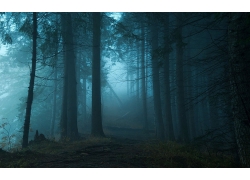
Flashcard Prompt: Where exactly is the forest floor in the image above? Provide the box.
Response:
[0,127,240,168]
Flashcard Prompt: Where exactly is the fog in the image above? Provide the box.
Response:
[0,12,250,167]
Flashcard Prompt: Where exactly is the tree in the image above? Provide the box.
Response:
[91,12,105,137]
[175,13,189,142]
[140,17,148,133]
[22,12,37,148]
[60,13,79,140]
[150,13,165,140]
[163,13,175,141]
[228,12,250,167]
[50,15,59,138]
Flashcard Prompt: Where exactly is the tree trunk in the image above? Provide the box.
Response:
[60,13,79,140]
[163,13,175,141]
[150,13,164,140]
[136,44,140,103]
[126,46,131,97]
[175,13,189,142]
[186,55,196,139]
[22,12,37,148]
[82,61,87,122]
[50,20,59,138]
[141,21,148,132]
[50,51,58,138]
[60,47,68,139]
[228,12,250,167]
[91,12,105,137]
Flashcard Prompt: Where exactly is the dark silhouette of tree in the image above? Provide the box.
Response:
[228,12,250,167]
[175,13,189,142]
[91,12,105,137]
[140,16,148,133]
[150,13,165,140]
[50,15,59,138]
[163,13,175,141]
[60,13,79,140]
[22,12,37,148]
[1,13,249,166]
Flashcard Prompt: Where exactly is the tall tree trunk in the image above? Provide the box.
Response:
[228,12,250,167]
[91,12,105,137]
[175,13,189,142]
[151,13,164,140]
[50,51,58,138]
[66,13,78,140]
[60,13,79,140]
[186,49,196,139]
[82,60,87,121]
[163,13,175,141]
[50,21,59,138]
[126,46,131,97]
[170,51,178,137]
[22,12,37,148]
[127,63,130,97]
[60,47,68,139]
[136,44,140,103]
[209,70,219,130]
[141,21,148,132]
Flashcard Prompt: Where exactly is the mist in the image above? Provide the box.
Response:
[0,12,250,168]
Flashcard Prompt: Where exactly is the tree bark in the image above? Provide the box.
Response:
[22,12,37,148]
[150,13,164,140]
[175,13,189,142]
[60,47,68,139]
[141,20,148,132]
[163,13,175,141]
[50,19,59,138]
[91,12,105,137]
[82,60,87,122]
[60,13,79,140]
[136,44,140,103]
[186,46,196,139]
[228,12,250,167]
[50,51,58,138]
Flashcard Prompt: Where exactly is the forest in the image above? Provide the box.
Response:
[0,12,250,168]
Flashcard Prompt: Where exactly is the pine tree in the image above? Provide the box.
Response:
[91,12,105,137]
[22,12,37,148]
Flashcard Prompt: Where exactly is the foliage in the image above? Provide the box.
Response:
[0,120,16,151]
[19,17,33,38]
[0,137,238,167]
[1,33,12,45]
[140,141,237,168]
[27,136,111,154]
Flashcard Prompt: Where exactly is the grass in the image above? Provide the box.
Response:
[0,137,239,168]
[140,141,238,168]
[26,136,112,154]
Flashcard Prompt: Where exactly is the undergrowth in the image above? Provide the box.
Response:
[140,141,238,168]
[26,136,112,154]
[0,137,239,168]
